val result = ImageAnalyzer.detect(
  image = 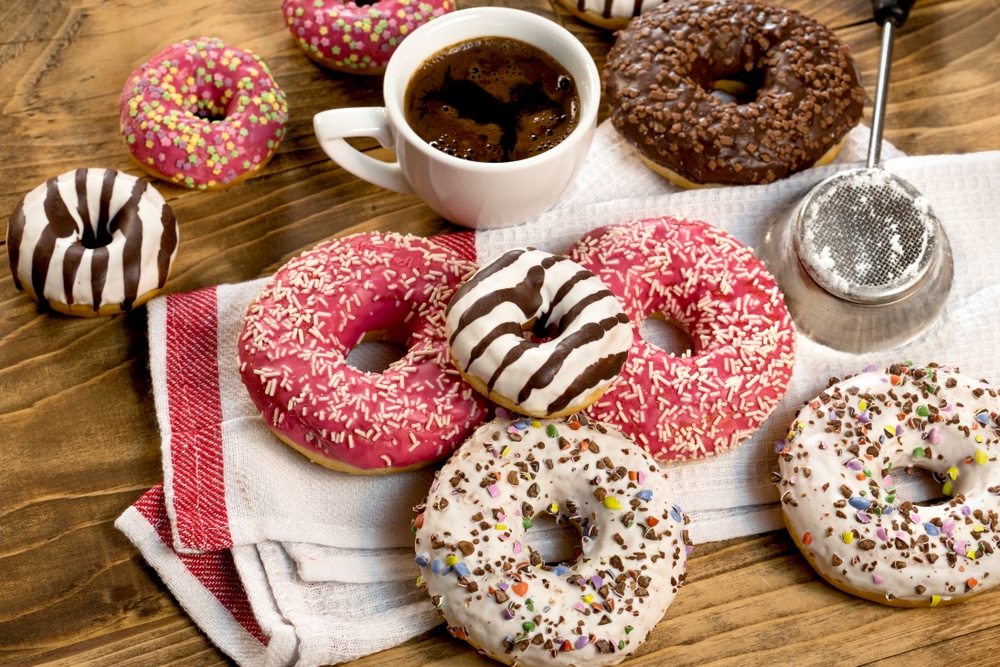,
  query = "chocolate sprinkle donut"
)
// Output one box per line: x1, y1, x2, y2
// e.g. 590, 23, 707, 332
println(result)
603, 0, 865, 187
